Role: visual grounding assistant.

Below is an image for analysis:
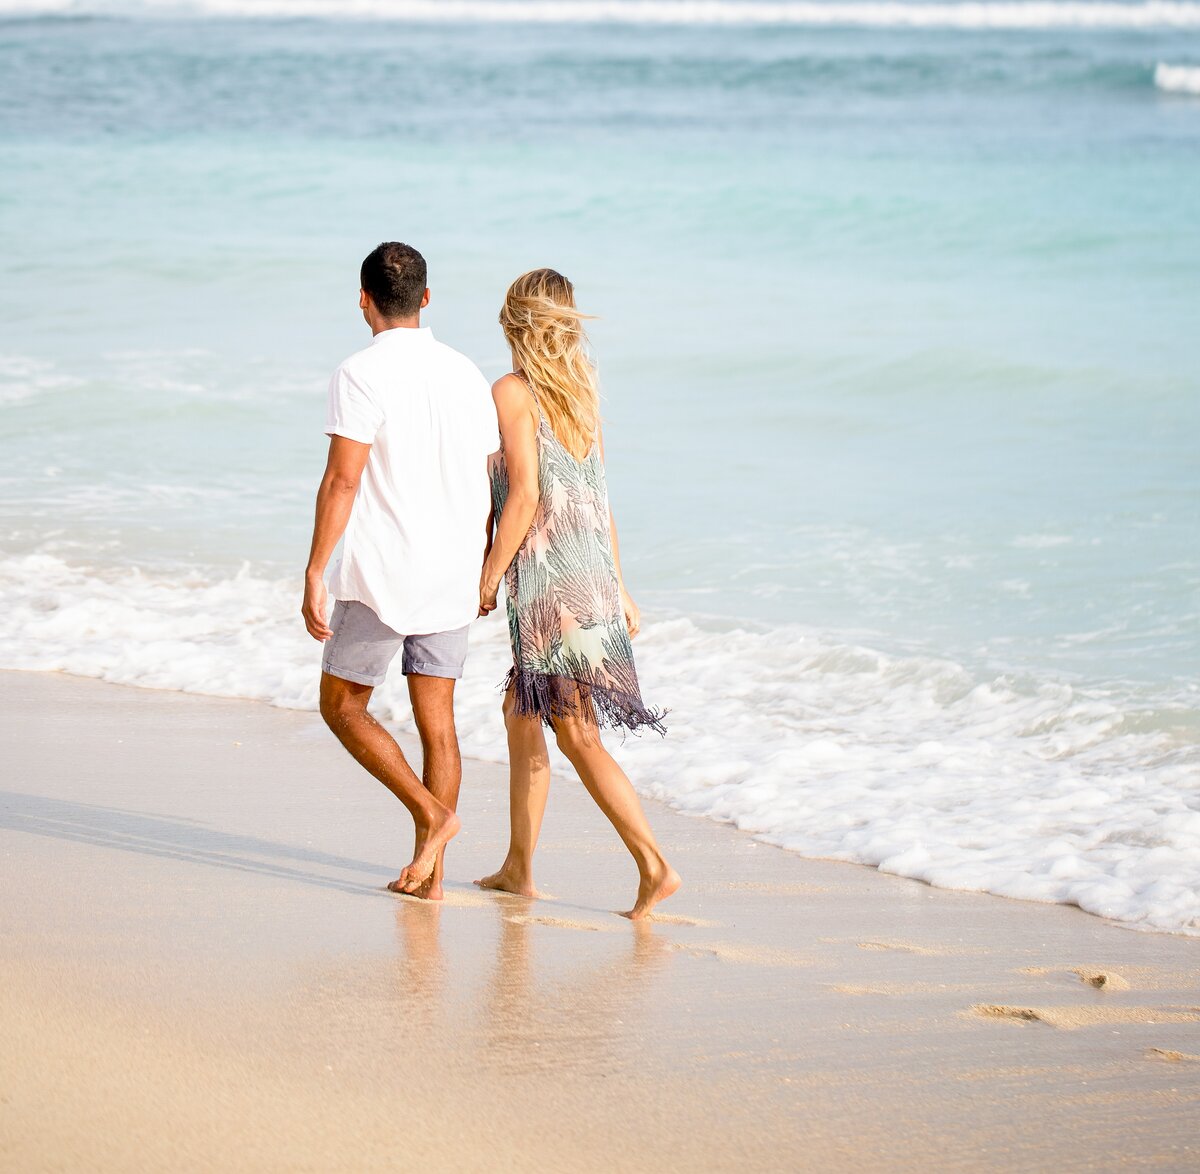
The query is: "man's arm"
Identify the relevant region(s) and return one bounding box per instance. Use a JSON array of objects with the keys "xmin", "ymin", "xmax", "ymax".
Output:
[{"xmin": 301, "ymin": 435, "xmax": 372, "ymax": 641}]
